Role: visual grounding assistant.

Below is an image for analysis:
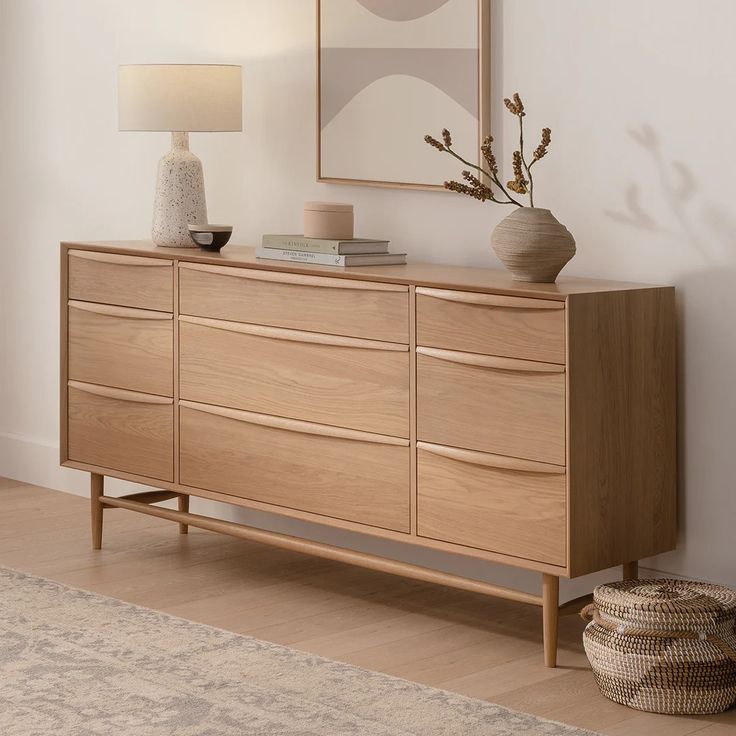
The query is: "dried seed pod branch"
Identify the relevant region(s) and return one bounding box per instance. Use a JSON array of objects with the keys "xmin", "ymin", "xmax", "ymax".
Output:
[
  {"xmin": 481, "ymin": 135, "xmax": 499, "ymax": 176},
  {"xmin": 445, "ymin": 178, "xmax": 494, "ymax": 202},
  {"xmin": 425, "ymin": 92, "xmax": 552, "ymax": 208},
  {"xmin": 423, "ymin": 133, "xmax": 522, "ymax": 206},
  {"xmin": 503, "ymin": 93, "xmax": 525, "ymax": 117},
  {"xmin": 504, "ymin": 93, "xmax": 538, "ymax": 206},
  {"xmin": 507, "ymin": 151, "xmax": 529, "ymax": 195},
  {"xmin": 531, "ymin": 128, "xmax": 552, "ymax": 165}
]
